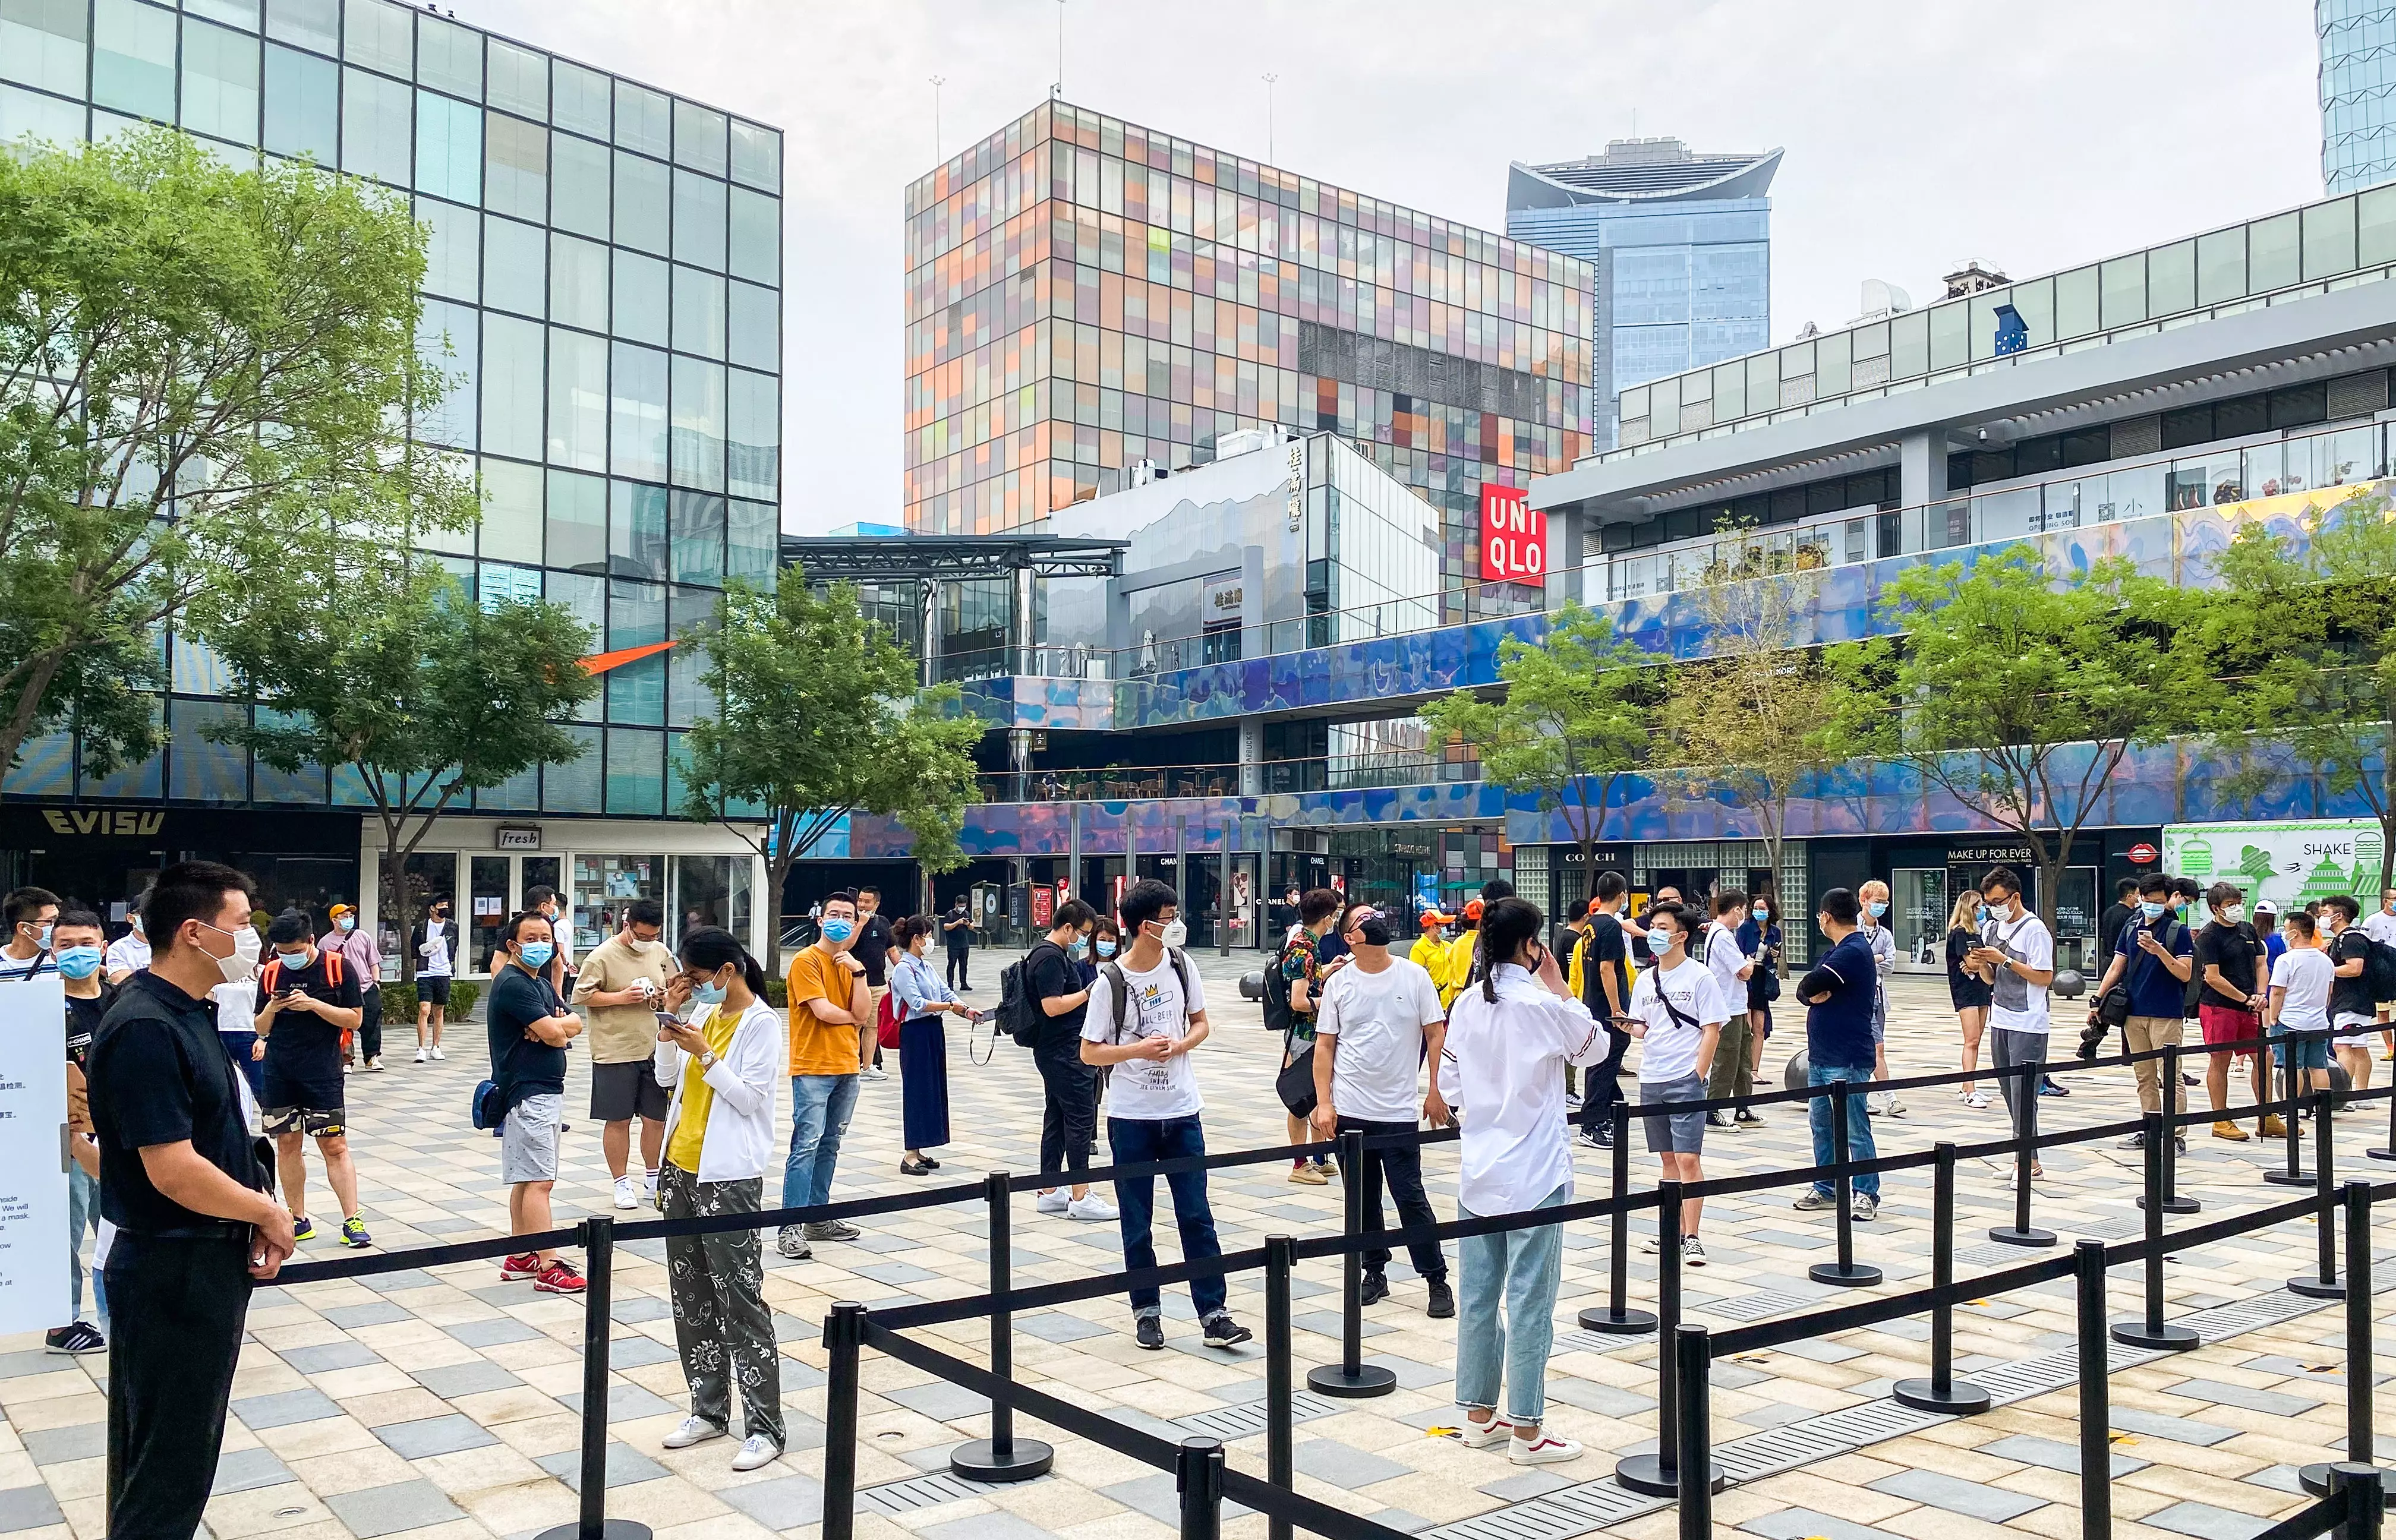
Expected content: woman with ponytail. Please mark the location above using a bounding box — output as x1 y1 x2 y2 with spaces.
1435 897 1613 1467
652 926 785 1472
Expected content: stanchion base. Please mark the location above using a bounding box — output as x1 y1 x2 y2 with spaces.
2110 1319 2200 1351
2287 1275 2347 1300
2262 1169 2315 1186
2135 1195 2203 1214
950 1438 1055 1483
1614 1453 1724 1497
2299 1460 2396 1497
2368 1147 2396 1163
1987 1226 2058 1248
1574 1305 1657 1335
1306 1364 1398 1399
536 1522 653 1540
1808 1261 1884 1287
1891 1377 1993 1415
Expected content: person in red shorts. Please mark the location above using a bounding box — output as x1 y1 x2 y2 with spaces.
2192 880 2274 1141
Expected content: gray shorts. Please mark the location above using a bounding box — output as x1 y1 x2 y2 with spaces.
502 1093 562 1184
1640 1074 1708 1154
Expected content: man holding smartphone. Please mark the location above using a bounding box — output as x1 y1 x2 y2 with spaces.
255 910 367 1248
574 900 676 1211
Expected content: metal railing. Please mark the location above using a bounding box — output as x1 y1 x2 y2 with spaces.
976 749 1469 803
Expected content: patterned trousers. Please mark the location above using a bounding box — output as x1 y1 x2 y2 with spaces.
659 1165 783 1447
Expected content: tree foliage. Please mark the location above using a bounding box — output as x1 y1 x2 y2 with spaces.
0 128 446 780
1418 605 1653 878
683 575 984 971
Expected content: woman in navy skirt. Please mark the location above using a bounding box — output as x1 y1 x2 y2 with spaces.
891 917 972 1175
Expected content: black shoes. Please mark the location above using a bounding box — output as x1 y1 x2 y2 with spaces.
1358 1272 1391 1307
1203 1316 1254 1349
1426 1279 1455 1319
1135 1317 1165 1350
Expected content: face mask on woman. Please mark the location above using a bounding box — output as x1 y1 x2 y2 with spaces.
692 971 729 1006
1095 938 1118 958
1752 906 1768 923
1866 901 1887 919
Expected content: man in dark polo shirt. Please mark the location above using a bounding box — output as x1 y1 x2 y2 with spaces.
89 861 295 1540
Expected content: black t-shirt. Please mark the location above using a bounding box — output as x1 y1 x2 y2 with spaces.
256 951 362 1109
89 971 264 1234
853 914 895 987
65 983 114 1070
2331 927 2379 1021
487 964 569 1106
2096 902 2136 970
943 907 973 950
2195 921 2263 1010
1025 941 1084 1061
1946 927 1992 999
1580 914 1631 1017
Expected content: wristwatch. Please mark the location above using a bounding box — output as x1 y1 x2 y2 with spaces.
698 1050 718 1070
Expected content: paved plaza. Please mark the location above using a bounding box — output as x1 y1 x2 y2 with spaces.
1 952 2383 1540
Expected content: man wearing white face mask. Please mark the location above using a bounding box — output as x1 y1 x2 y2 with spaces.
0 885 60 982
104 904 151 985
254 910 366 1248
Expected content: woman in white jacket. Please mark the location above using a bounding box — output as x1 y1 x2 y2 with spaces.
651 926 786 1471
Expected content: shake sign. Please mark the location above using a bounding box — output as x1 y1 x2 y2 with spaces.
1478 484 1546 583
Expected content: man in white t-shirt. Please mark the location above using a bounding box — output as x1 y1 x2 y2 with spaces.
1968 866 2055 1167
1310 906 1452 1318
1700 891 1755 1129
1082 881 1252 1353
1622 902 1727 1266
2268 910 2338 1102
104 910 151 984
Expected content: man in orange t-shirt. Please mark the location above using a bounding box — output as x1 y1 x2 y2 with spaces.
778 891 870 1260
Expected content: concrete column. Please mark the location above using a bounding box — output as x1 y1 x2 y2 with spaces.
1899 430 1952 510
920 578 942 687
1238 718 1264 797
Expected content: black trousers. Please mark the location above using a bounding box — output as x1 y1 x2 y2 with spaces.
1576 1026 1633 1131
107 1232 251 1540
1037 1052 1098 1180
1336 1115 1448 1282
358 984 382 1060
945 946 971 989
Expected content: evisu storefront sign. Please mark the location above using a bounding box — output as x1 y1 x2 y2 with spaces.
40 809 165 838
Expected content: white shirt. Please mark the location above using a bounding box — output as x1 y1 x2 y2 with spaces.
1318 956 1445 1124
1082 952 1208 1121
1981 911 2054 1034
652 999 784 1184
1436 964 1612 1217
104 932 150 977
1703 922 1748 1008
2364 910 2396 947
419 920 452 976
1630 957 1730 1084
2271 946 2335 1033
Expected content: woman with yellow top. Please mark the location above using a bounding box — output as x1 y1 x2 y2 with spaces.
652 926 785 1472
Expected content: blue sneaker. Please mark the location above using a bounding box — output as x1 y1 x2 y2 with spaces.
289 1215 317 1242
338 1215 371 1248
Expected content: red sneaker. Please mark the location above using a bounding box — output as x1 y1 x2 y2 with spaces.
534 1258 586 1294
500 1251 543 1281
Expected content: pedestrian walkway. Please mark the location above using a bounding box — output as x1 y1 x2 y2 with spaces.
0 957 2379 1540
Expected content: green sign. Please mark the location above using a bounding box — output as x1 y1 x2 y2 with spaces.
2162 819 2384 913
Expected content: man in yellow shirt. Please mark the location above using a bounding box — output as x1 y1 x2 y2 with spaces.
778 891 870 1261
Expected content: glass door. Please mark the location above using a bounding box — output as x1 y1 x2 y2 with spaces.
572 854 662 957
2055 866 2099 974
468 856 511 976
1891 867 1947 969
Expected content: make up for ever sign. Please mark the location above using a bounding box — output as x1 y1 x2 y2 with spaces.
1478 485 1546 583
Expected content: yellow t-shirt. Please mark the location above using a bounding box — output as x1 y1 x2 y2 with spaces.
787 946 862 1077
664 1003 737 1172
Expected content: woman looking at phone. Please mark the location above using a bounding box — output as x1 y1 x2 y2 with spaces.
651 926 784 1472
892 916 973 1175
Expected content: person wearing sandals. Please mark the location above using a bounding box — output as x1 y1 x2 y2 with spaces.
891 916 970 1176
654 927 785 1472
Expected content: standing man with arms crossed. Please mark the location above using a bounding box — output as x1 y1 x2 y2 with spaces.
1793 888 1883 1221
575 899 677 1211
780 890 870 1260
323 904 384 1071
88 861 296 1540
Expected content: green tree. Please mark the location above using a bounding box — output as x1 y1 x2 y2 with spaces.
0 128 442 780
195 545 599 981
683 575 984 973
1418 604 1653 883
2200 490 2396 891
1828 547 2204 928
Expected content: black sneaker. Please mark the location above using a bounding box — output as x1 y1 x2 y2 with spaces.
1575 1126 1607 1150
1426 1279 1455 1319
1358 1272 1391 1307
1203 1315 1254 1349
44 1321 103 1355
1134 1317 1165 1350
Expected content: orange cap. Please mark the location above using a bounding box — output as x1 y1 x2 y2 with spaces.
1418 908 1449 929
329 903 354 919
1463 898 1485 922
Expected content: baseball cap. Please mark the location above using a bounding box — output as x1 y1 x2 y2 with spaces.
1418 908 1450 929
1462 898 1485 922
329 903 354 919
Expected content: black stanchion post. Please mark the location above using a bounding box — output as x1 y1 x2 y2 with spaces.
1264 1235 1295 1540
1618 1181 1721 1498
535 1217 651 1540
1896 1143 1993 1413
1578 1100 1655 1334
1675 1326 1712 1540
2334 1464 2386 1540
2149 1042 2199 1214
2112 1112 2197 1352
2266 1054 2313 1186
953 1172 1053 1481
1308 1127 1395 1398
2075 1239 2113 1540
2371 1077 2396 1163
819 1302 864 1540
1992 1056 2057 1248
2293 1091 2348 1301
1176 1436 1225 1540
1809 1079 1882 1287
2304 1185 2381 1497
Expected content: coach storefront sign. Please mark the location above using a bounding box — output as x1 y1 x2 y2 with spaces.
495 826 543 851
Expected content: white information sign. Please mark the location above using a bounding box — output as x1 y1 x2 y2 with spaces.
0 975 71 1336
2162 818 2385 918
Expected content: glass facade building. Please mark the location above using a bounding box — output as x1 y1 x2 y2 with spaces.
0 0 784 821
2324 0 2396 194
1505 138 1777 449
902 98 1596 603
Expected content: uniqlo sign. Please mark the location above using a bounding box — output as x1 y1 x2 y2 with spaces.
1478 484 1546 582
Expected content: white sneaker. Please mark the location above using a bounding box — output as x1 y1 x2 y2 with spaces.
731 1434 780 1471
1035 1190 1070 1215
366 1056 384 1071
613 1176 639 1211
1067 1193 1119 1222
1886 1096 1906 1116
861 1066 888 1081
431 1044 445 1061
1455 1415 1513 1449
1962 1091 1991 1109
661 1416 726 1449
414 1047 430 1064
1510 1432 1583 1465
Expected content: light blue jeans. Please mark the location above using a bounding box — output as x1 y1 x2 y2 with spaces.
781 1074 860 1212
1807 1062 1880 1200
1454 1184 1565 1424
67 1163 106 1327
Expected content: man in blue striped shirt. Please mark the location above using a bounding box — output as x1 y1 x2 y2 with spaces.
1 886 60 982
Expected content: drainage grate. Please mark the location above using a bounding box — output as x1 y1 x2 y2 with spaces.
1172 1390 1344 1441
1429 1479 1664 1540
1713 1422 1855 1484
857 1469 1038 1515
1694 1288 1814 1323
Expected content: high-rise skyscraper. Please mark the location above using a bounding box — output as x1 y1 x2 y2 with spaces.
903 99 1596 602
1506 138 1777 448
2321 0 2396 193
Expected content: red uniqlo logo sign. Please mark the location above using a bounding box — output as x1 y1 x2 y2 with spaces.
1478 485 1546 583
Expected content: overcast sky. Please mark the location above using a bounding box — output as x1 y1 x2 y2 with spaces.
465 0 2323 534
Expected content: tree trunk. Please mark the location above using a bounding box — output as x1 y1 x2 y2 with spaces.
761 847 796 979
384 818 416 987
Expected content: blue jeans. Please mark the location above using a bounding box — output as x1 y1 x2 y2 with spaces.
67 1163 105 1327
1807 1063 1880 1200
1454 1184 1565 1424
781 1074 860 1211
1107 1115 1228 1321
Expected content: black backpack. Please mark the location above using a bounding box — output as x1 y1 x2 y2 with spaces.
998 941 1064 1050
1262 936 1296 1033
1101 948 1196 1040
2365 933 2396 1005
